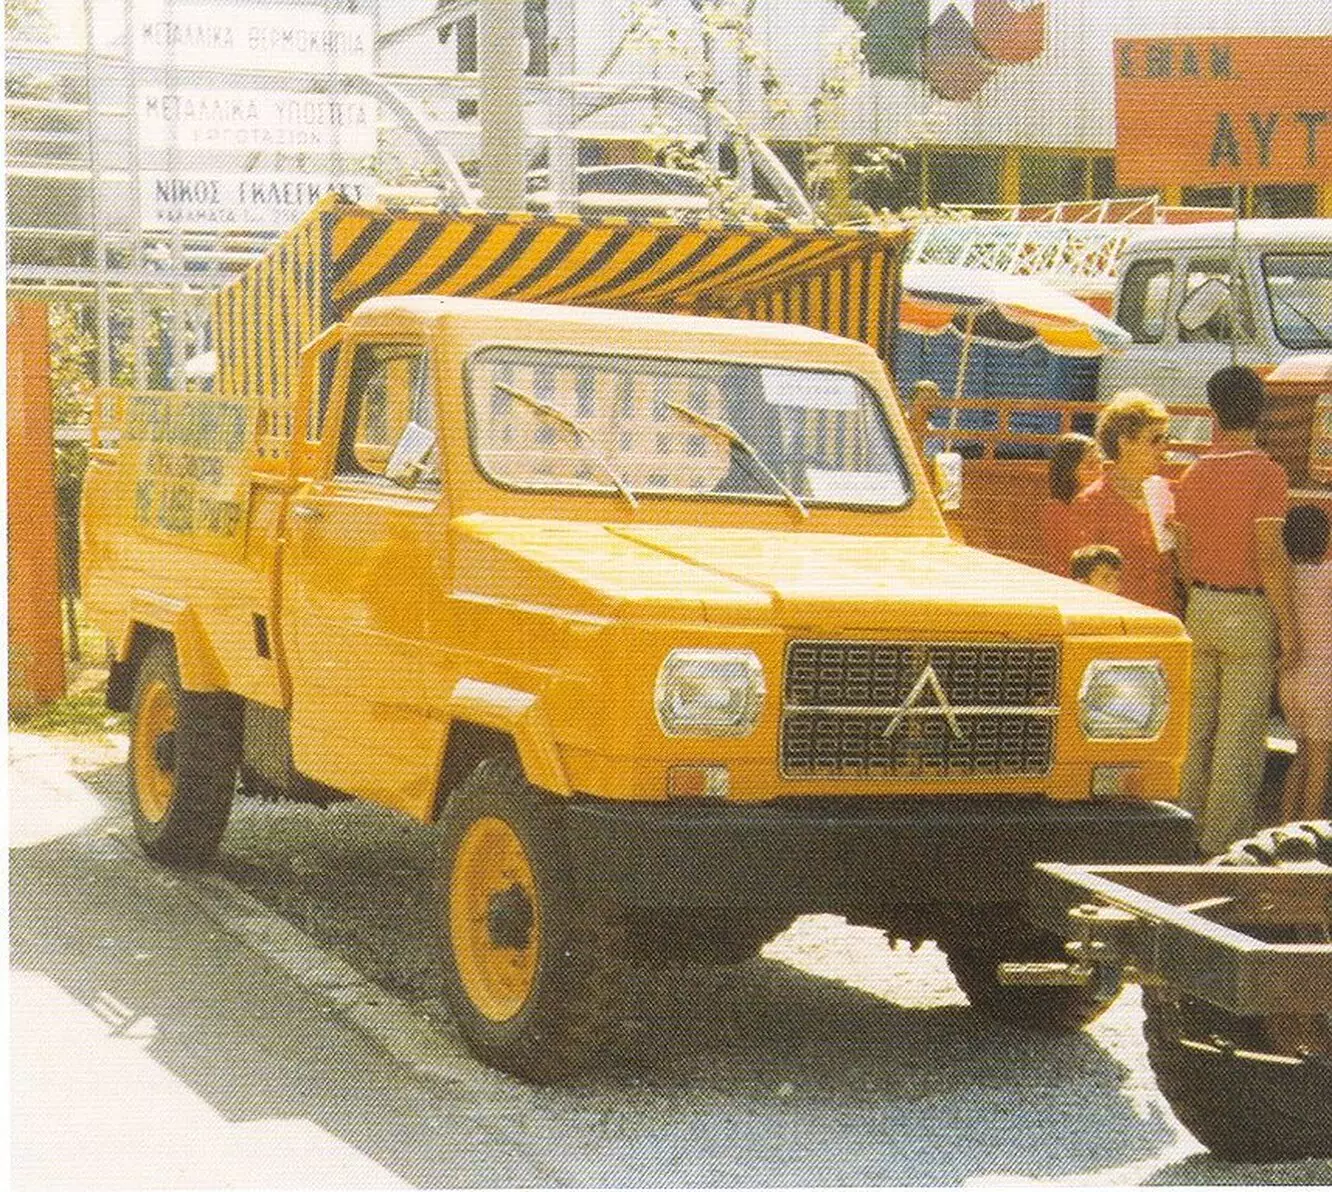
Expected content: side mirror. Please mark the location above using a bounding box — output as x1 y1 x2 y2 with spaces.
933 450 963 512
386 421 436 488
1177 277 1233 334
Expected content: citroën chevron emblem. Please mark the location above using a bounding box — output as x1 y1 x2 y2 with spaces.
883 662 966 741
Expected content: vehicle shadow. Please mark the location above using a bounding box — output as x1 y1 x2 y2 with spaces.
1144 1154 1332 1185
26 762 1197 1186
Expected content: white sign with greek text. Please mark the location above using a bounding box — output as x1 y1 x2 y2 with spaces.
129 2 373 73
138 88 378 155
140 172 378 229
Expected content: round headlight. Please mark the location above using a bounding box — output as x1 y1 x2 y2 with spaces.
655 648 765 737
1078 660 1168 740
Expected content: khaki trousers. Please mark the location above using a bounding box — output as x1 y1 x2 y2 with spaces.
1179 588 1278 855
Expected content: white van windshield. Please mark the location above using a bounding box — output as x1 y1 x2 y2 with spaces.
466 346 913 510
1263 254 1332 350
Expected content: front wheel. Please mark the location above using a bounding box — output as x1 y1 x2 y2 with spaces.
438 760 628 1083
939 914 1119 1032
128 640 240 865
1142 821 1332 1160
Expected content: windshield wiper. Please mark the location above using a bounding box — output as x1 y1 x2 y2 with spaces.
665 400 808 518
494 383 638 509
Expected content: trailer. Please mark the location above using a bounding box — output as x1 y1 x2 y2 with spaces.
1020 820 1332 1160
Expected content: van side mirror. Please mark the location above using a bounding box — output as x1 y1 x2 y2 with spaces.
291 322 346 475
1177 277 1233 334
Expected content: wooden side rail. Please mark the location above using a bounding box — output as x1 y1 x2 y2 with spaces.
906 396 1216 462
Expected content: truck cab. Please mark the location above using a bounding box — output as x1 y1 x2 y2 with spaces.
1099 219 1332 408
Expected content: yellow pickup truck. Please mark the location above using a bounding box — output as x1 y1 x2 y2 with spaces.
82 198 1194 1082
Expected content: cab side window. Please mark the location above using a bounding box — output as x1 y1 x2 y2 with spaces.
1178 257 1255 344
335 342 439 487
1116 258 1174 344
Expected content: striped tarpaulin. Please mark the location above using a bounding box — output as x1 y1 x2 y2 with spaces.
212 197 907 408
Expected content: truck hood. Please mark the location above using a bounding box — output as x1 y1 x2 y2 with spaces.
454 515 1182 637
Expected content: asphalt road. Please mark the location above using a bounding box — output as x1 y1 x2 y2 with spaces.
12 733 1332 1188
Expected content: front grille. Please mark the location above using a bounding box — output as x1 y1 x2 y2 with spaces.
781 640 1059 779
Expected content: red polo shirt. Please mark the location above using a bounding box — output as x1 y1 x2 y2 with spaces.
1071 477 1178 613
1041 500 1080 576
1175 449 1288 589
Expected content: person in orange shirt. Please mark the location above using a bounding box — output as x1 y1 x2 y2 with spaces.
1070 392 1178 614
1041 433 1102 576
1174 365 1294 854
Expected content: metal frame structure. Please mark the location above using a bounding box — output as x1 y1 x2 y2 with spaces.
6 4 811 388
1027 861 1332 1017
905 220 1141 296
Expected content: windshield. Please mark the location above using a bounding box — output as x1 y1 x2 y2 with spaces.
466 345 913 510
1262 253 1332 350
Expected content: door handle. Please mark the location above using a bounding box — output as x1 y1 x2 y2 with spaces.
290 503 324 520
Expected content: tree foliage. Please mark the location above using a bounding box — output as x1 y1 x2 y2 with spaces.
617 0 934 224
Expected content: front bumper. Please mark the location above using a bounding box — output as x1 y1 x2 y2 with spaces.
562 796 1194 913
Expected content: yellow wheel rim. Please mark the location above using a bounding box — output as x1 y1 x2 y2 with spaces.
133 679 177 823
450 816 541 1022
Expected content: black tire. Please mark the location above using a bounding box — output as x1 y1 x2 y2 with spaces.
627 910 791 968
1142 819 1332 1160
127 640 240 866
438 759 628 1083
940 914 1119 1032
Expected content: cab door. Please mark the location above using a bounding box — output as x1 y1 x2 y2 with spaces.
1166 252 1269 402
1103 251 1266 444
1102 254 1180 400
284 336 449 816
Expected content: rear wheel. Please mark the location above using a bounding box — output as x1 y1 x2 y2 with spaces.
438 760 628 1083
940 913 1119 1032
1142 820 1332 1160
128 641 240 865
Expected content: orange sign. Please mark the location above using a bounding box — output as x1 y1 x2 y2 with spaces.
1115 36 1332 187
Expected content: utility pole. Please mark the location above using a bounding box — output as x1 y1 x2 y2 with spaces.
548 0 577 214
479 0 526 211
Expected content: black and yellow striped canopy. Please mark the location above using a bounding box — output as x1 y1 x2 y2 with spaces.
213 196 908 401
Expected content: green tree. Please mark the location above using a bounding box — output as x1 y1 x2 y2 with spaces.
618 0 936 224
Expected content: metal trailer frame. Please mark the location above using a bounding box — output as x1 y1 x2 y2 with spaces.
1025 861 1332 1017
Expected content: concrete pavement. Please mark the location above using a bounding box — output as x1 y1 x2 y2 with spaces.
14 732 1328 1188
8 733 548 1189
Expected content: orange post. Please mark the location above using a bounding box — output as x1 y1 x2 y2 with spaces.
7 300 67 707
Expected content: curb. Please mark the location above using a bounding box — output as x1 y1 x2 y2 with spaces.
9 731 483 1096
121 837 485 1090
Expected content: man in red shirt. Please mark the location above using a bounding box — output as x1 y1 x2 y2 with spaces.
1174 366 1295 854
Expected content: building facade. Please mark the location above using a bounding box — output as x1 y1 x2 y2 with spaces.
382 0 1332 216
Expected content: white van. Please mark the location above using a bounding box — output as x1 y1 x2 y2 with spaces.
1099 219 1332 409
